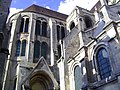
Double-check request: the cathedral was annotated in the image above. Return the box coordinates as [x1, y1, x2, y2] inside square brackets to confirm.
[2, 0, 120, 90]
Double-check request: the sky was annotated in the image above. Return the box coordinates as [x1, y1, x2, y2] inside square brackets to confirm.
[9, 0, 99, 18]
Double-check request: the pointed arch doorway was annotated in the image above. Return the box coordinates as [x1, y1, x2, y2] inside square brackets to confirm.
[29, 71, 54, 90]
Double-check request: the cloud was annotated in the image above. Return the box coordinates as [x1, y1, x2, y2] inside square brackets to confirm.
[32, 0, 37, 4]
[45, 6, 50, 9]
[8, 8, 23, 19]
[57, 0, 98, 15]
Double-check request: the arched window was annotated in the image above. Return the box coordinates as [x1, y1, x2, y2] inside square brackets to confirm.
[20, 18, 24, 33]
[57, 25, 60, 41]
[35, 20, 41, 35]
[84, 16, 93, 29]
[96, 48, 111, 79]
[20, 17, 29, 33]
[15, 40, 21, 56]
[42, 22, 47, 37]
[33, 41, 40, 62]
[70, 22, 75, 30]
[74, 65, 82, 90]
[24, 18, 29, 32]
[56, 24, 65, 41]
[21, 40, 26, 56]
[57, 45, 61, 59]
[41, 42, 48, 59]
[61, 26, 65, 39]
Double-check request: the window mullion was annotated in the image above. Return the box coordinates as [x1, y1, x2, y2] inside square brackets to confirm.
[23, 18, 26, 33]
[60, 26, 62, 40]
[19, 41, 22, 56]
[40, 21, 42, 36]
[40, 43, 41, 58]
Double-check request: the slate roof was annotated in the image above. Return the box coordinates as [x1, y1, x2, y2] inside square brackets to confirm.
[23, 4, 68, 21]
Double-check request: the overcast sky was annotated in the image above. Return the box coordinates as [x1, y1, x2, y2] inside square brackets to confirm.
[9, 0, 99, 18]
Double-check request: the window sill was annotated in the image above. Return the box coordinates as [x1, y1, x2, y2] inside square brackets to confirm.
[14, 56, 26, 59]
[20, 32, 29, 34]
[17, 32, 29, 35]
[83, 72, 120, 89]
[92, 76, 117, 88]
[35, 35, 48, 38]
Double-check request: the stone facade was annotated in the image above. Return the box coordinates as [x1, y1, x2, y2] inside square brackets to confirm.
[2, 0, 120, 90]
[0, 0, 12, 89]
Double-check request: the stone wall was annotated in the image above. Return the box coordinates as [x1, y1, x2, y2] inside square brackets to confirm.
[64, 26, 80, 61]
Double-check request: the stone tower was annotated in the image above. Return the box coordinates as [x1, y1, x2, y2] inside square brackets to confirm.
[0, 0, 12, 89]
[2, 4, 68, 90]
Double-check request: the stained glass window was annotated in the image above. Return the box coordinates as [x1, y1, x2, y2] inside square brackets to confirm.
[57, 45, 61, 59]
[61, 26, 65, 39]
[96, 48, 111, 79]
[35, 20, 41, 35]
[41, 42, 48, 59]
[74, 65, 82, 90]
[34, 41, 40, 60]
[20, 18, 24, 33]
[15, 40, 21, 56]
[21, 40, 26, 56]
[24, 18, 29, 32]
[42, 22, 47, 37]
[57, 25, 60, 41]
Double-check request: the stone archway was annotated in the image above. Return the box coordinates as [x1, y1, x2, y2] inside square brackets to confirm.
[29, 71, 54, 90]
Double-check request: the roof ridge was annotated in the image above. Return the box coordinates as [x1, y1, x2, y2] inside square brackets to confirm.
[23, 4, 68, 21]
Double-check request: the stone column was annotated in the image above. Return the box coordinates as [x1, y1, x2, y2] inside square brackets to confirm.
[77, 16, 84, 48]
[58, 60, 65, 90]
[28, 16, 36, 62]
[2, 19, 17, 90]
[49, 18, 55, 66]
